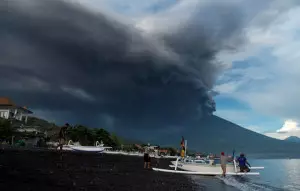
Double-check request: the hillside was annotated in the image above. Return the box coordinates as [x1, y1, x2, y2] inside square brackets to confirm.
[117, 115, 300, 157]
[11, 117, 142, 145]
[285, 136, 300, 143]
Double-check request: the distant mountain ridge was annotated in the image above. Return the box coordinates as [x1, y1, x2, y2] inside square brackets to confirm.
[19, 116, 300, 157]
[285, 136, 300, 143]
[116, 115, 300, 157]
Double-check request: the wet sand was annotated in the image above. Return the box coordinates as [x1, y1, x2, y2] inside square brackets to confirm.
[0, 149, 200, 191]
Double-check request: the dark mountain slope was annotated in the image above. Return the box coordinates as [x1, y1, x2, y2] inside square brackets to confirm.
[118, 115, 300, 156]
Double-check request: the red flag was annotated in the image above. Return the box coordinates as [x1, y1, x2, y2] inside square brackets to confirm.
[180, 136, 185, 157]
[180, 136, 185, 151]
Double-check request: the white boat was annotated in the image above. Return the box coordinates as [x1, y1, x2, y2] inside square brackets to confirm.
[60, 140, 112, 153]
[167, 157, 263, 175]
[152, 140, 264, 176]
[68, 145, 105, 152]
[103, 150, 144, 156]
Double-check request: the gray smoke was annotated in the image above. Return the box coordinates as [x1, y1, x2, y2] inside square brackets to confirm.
[1, 0, 245, 129]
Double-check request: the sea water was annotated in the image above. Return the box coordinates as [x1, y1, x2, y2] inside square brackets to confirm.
[190, 159, 300, 191]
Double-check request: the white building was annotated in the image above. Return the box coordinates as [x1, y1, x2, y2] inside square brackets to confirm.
[0, 97, 33, 124]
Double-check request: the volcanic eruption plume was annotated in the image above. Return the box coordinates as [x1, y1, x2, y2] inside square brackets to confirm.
[1, 0, 245, 129]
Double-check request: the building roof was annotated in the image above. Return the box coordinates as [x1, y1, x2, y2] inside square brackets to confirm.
[0, 97, 33, 114]
[0, 97, 15, 106]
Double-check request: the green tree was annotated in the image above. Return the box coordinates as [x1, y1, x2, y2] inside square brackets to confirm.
[0, 119, 12, 140]
[110, 133, 121, 147]
[60, 124, 125, 147]
[67, 125, 94, 146]
[167, 147, 178, 156]
[94, 128, 113, 146]
[67, 126, 119, 146]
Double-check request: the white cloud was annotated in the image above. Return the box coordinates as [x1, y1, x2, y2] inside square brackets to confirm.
[135, 0, 202, 33]
[214, 81, 243, 94]
[246, 125, 261, 133]
[71, 0, 177, 18]
[215, 1, 300, 123]
[0, 74, 50, 92]
[276, 120, 300, 133]
[265, 120, 300, 140]
[61, 86, 95, 102]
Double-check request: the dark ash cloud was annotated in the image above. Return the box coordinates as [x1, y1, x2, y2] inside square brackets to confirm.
[1, 0, 245, 130]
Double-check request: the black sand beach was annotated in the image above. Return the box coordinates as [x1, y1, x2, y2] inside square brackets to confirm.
[0, 149, 200, 191]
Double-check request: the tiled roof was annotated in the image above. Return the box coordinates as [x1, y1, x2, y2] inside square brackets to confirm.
[0, 97, 33, 114]
[0, 97, 15, 106]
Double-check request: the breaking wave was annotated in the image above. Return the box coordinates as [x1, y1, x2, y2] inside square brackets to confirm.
[216, 176, 284, 191]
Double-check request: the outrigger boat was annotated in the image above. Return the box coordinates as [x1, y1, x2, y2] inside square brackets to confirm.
[61, 140, 112, 152]
[152, 140, 264, 176]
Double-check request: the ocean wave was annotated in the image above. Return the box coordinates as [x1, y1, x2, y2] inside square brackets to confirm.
[217, 176, 284, 191]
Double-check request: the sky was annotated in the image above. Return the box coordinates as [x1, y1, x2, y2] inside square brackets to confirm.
[212, 0, 300, 139]
[2, 0, 300, 140]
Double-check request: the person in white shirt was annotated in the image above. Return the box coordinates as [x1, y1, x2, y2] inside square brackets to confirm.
[220, 152, 228, 177]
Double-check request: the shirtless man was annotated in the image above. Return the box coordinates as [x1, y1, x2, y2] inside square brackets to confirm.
[57, 123, 70, 153]
[143, 143, 151, 169]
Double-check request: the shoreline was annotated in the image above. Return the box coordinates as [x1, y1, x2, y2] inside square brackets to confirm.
[0, 149, 199, 191]
[2, 145, 299, 159]
[0, 145, 180, 160]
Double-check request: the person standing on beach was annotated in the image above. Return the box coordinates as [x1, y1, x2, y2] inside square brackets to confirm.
[220, 152, 228, 177]
[143, 143, 151, 169]
[154, 148, 160, 167]
[237, 153, 251, 172]
[57, 123, 70, 153]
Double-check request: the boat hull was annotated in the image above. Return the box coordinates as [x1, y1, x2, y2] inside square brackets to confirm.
[152, 168, 259, 176]
[68, 146, 105, 152]
[171, 161, 238, 173]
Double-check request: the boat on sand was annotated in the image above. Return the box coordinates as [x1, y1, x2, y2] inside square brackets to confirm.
[153, 140, 264, 176]
[61, 140, 112, 152]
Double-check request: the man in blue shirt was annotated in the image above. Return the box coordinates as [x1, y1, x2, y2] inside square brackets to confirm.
[237, 153, 251, 172]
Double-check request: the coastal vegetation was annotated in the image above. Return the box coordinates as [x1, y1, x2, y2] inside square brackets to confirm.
[0, 117, 179, 154]
[0, 118, 12, 140]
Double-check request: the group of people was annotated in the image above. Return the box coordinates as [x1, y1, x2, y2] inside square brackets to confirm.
[57, 125, 250, 176]
[143, 143, 161, 169]
[220, 152, 251, 177]
[57, 124, 157, 169]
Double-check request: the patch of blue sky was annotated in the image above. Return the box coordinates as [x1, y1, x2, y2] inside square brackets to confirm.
[145, 0, 178, 14]
[231, 58, 263, 69]
[104, 0, 178, 16]
[215, 96, 250, 110]
[243, 117, 282, 133]
[215, 94, 282, 132]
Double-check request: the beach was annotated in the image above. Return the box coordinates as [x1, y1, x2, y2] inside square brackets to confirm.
[0, 149, 200, 191]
